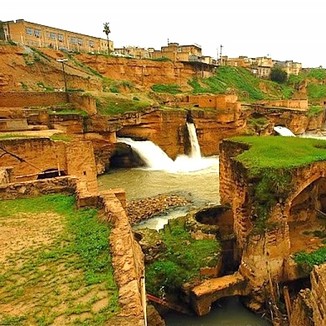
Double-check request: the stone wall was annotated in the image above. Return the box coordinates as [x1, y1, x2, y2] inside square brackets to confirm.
[99, 190, 145, 325]
[0, 92, 96, 115]
[0, 139, 98, 193]
[0, 176, 78, 200]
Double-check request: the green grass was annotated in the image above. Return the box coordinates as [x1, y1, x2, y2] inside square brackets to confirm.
[0, 194, 119, 325]
[145, 216, 221, 296]
[232, 136, 326, 172]
[228, 136, 326, 231]
[49, 133, 73, 142]
[151, 83, 182, 94]
[294, 247, 326, 272]
[307, 105, 325, 117]
[96, 95, 151, 116]
[48, 108, 88, 116]
[0, 134, 38, 140]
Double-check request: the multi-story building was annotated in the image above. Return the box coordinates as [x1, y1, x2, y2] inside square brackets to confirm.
[112, 46, 153, 59]
[273, 60, 302, 76]
[152, 42, 204, 62]
[0, 19, 113, 54]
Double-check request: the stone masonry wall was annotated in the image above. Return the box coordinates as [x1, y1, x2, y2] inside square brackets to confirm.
[99, 190, 145, 325]
[0, 92, 97, 116]
[0, 139, 98, 195]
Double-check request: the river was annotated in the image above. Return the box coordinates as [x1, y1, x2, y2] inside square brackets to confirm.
[98, 165, 271, 325]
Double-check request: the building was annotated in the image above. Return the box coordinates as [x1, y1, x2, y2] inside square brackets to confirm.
[0, 19, 113, 54]
[152, 42, 201, 61]
[273, 60, 302, 76]
[112, 46, 153, 59]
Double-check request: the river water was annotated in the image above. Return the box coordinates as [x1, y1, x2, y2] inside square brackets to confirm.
[98, 165, 271, 325]
[98, 130, 271, 325]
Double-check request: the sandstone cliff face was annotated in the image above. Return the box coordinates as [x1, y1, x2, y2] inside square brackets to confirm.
[77, 54, 196, 90]
[0, 45, 101, 92]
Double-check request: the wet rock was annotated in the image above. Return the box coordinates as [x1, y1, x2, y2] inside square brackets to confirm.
[126, 193, 190, 225]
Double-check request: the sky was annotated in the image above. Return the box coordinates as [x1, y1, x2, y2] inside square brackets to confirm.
[2, 0, 325, 68]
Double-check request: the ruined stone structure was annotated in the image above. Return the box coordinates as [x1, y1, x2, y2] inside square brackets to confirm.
[216, 138, 326, 322]
[0, 138, 98, 193]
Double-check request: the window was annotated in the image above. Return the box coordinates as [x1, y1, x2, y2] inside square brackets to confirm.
[70, 37, 77, 44]
[26, 27, 33, 35]
[34, 29, 41, 38]
[77, 38, 83, 45]
[89, 40, 94, 47]
[50, 32, 56, 40]
[57, 34, 64, 42]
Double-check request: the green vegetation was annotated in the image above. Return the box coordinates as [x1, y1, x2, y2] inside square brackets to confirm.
[145, 216, 221, 296]
[0, 134, 38, 140]
[247, 117, 269, 133]
[0, 194, 119, 325]
[270, 67, 288, 84]
[30, 47, 51, 62]
[287, 68, 326, 100]
[102, 78, 134, 93]
[48, 108, 88, 116]
[96, 95, 150, 115]
[189, 66, 271, 101]
[150, 57, 171, 62]
[230, 136, 326, 231]
[49, 133, 74, 142]
[233, 136, 326, 171]
[294, 247, 326, 272]
[36, 81, 54, 92]
[151, 83, 182, 94]
[308, 105, 325, 117]
[20, 82, 28, 91]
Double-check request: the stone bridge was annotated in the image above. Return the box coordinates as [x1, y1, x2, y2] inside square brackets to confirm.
[190, 272, 249, 315]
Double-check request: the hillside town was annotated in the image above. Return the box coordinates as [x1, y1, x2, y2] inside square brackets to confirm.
[1, 19, 302, 79]
[1, 17, 326, 326]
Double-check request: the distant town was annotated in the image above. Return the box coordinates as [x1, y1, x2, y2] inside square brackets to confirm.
[1, 19, 302, 79]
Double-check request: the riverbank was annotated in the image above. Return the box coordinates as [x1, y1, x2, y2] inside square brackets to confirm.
[126, 193, 191, 225]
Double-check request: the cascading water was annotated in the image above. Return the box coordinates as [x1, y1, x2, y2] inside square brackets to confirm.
[117, 123, 218, 173]
[187, 122, 201, 158]
[273, 125, 295, 136]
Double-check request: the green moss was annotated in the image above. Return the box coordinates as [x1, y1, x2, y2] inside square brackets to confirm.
[145, 216, 221, 295]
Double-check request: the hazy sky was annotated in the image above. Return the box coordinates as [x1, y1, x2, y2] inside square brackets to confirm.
[2, 0, 325, 68]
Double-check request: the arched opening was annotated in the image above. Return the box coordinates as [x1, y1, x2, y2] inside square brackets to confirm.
[288, 177, 326, 254]
[37, 168, 66, 179]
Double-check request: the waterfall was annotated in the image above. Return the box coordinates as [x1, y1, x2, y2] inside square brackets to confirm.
[117, 137, 174, 170]
[117, 125, 218, 173]
[187, 122, 201, 158]
[273, 126, 295, 137]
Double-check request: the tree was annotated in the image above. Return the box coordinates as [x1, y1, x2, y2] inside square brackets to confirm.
[103, 22, 111, 55]
[270, 67, 288, 83]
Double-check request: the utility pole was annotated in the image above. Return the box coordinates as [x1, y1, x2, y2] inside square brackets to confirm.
[56, 58, 68, 92]
[220, 44, 223, 65]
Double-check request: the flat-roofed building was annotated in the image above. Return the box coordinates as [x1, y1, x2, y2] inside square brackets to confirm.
[0, 19, 113, 54]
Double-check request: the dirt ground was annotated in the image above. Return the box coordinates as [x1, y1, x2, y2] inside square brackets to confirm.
[289, 218, 326, 254]
[0, 202, 117, 325]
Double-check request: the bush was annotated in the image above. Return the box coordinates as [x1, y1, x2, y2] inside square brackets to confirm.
[270, 67, 288, 83]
